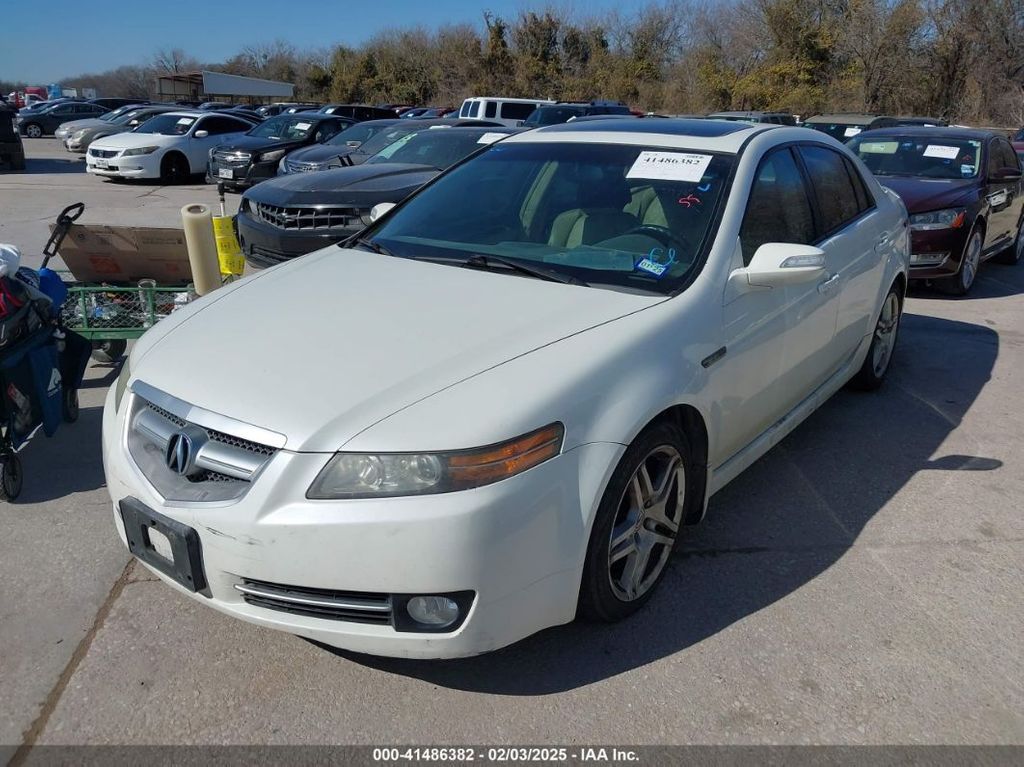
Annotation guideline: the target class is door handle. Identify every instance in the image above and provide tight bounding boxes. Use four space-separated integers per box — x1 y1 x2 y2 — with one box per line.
817 273 840 294
874 236 888 253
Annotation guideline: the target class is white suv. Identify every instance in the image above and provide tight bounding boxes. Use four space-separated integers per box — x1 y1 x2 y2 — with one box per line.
457 96 555 127
102 118 909 658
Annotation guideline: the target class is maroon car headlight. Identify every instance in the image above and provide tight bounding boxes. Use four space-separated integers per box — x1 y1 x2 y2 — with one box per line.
910 208 966 231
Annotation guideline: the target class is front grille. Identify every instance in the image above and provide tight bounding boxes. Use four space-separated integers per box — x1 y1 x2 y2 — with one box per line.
285 159 322 173
89 148 118 158
127 384 282 503
252 201 362 232
235 579 393 625
213 149 252 165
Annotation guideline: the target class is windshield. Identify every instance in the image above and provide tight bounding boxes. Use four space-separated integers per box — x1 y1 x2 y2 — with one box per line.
523 106 586 127
101 105 137 122
848 135 982 179
808 123 870 141
350 125 420 158
134 114 196 135
248 115 316 140
1014 128 1024 142
326 122 386 147
113 108 152 125
367 142 734 294
366 130 492 169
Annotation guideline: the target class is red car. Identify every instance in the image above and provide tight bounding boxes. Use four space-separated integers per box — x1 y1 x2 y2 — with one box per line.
848 127 1024 295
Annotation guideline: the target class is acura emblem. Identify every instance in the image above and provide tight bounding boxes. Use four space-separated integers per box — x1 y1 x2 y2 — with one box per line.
165 426 207 478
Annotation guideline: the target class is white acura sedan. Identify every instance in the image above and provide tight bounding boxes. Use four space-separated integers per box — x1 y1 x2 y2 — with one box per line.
102 119 909 658
86 111 255 182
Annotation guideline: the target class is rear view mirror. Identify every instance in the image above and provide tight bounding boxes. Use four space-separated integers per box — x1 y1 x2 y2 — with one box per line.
193 129 209 138
736 243 826 289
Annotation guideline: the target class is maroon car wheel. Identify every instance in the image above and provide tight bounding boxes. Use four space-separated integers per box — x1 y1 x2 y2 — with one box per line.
944 228 983 296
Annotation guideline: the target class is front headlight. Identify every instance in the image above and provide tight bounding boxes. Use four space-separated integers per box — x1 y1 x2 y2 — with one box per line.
910 208 966 231
258 149 286 163
113 356 131 412
122 146 159 156
71 130 86 140
307 423 564 499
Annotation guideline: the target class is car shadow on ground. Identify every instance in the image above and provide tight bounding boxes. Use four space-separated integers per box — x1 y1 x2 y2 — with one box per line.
909 261 1024 300
22 156 86 174
328 312 1000 694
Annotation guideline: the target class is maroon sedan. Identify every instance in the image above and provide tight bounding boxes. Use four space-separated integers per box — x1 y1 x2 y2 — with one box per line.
847 128 1023 294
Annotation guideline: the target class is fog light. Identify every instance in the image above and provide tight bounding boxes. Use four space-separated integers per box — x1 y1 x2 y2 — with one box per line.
406 596 459 627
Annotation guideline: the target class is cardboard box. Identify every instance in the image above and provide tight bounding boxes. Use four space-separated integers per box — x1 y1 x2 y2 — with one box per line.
51 223 193 285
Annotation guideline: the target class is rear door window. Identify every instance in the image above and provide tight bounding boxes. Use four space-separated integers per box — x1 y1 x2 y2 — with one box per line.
500 103 537 121
484 102 497 118
797 145 863 237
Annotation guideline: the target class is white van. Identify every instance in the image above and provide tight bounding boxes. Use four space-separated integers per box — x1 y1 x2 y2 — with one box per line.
457 97 555 127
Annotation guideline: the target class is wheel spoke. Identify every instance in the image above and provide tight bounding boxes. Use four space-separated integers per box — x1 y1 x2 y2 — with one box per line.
640 526 675 548
618 542 652 598
609 524 637 563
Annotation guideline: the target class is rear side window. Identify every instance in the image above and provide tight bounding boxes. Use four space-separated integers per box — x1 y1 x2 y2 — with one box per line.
500 103 537 121
739 148 816 265
484 102 497 118
842 156 874 213
798 145 862 236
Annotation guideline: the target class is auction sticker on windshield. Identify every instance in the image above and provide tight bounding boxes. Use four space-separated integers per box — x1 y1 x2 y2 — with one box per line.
295 122 311 130
627 151 712 182
477 132 507 144
923 145 960 159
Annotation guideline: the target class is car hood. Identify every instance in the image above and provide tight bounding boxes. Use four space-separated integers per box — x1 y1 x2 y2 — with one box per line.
284 142 360 166
878 176 977 214
131 247 661 452
216 134 303 154
60 118 108 132
245 163 438 206
92 131 177 150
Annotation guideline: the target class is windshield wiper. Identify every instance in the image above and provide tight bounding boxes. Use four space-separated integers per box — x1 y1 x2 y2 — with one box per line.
352 237 394 256
461 254 587 286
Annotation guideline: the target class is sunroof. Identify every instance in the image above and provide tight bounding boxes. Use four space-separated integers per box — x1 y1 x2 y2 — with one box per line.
542 118 755 138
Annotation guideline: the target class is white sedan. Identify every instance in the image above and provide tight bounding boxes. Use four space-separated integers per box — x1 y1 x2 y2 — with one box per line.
86 111 255 182
101 119 909 658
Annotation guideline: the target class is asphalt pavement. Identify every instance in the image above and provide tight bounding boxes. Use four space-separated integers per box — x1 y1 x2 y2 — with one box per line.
1 139 1021 753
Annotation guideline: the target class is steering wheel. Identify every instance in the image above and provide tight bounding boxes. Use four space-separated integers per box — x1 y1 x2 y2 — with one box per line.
623 224 689 253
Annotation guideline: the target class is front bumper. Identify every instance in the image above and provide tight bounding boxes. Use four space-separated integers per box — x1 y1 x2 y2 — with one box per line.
207 158 278 190
907 224 970 280
86 152 161 179
235 208 354 267
102 385 618 658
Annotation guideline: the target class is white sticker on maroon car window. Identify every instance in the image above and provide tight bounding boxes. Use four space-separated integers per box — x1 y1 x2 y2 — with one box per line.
923 145 960 159
626 151 712 182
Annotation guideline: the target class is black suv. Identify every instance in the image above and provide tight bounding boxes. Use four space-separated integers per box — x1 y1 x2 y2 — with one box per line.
522 100 631 127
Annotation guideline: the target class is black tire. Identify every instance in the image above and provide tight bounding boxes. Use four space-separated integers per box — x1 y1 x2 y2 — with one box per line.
995 221 1023 265
160 153 190 184
24 123 43 139
91 339 127 364
941 226 983 296
850 283 903 391
0 453 24 501
578 419 694 623
63 387 79 423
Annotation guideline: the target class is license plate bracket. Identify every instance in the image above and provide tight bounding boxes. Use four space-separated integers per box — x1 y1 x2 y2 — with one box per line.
94 159 109 169
119 498 208 593
218 167 234 179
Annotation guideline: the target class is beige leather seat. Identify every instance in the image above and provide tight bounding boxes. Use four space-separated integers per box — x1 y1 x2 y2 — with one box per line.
548 175 639 248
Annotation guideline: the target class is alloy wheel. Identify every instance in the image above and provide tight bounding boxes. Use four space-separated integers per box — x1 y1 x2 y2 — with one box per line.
872 292 900 377
25 124 42 138
960 231 982 292
607 445 685 601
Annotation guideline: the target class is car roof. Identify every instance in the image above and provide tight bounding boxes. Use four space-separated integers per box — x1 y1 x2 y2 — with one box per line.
708 111 788 118
850 126 1000 141
803 114 893 125
503 117 770 153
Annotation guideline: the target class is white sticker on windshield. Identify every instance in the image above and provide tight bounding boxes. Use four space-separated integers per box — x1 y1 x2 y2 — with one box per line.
626 151 712 182
176 117 194 126
477 132 507 144
843 127 862 137
295 122 311 130
923 144 960 159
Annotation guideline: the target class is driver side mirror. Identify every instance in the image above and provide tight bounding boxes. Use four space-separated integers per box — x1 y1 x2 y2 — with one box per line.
730 243 826 291
193 129 209 138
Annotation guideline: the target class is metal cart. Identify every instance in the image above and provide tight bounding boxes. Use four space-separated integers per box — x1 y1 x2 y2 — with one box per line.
42 203 195 363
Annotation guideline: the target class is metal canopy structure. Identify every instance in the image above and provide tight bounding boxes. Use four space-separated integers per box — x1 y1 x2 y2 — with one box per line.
155 71 294 103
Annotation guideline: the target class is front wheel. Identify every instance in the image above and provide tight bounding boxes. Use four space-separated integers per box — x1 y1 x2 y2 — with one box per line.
24 123 43 139
91 339 127 364
850 285 902 391
160 153 190 184
578 420 692 622
0 452 24 501
995 222 1023 265
943 227 983 296
63 387 79 423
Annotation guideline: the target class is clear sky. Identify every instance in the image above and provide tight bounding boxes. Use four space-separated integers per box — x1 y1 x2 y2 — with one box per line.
1 0 627 84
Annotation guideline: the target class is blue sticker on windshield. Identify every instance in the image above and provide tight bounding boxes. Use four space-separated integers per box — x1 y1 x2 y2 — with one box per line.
635 247 677 279
961 164 974 176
